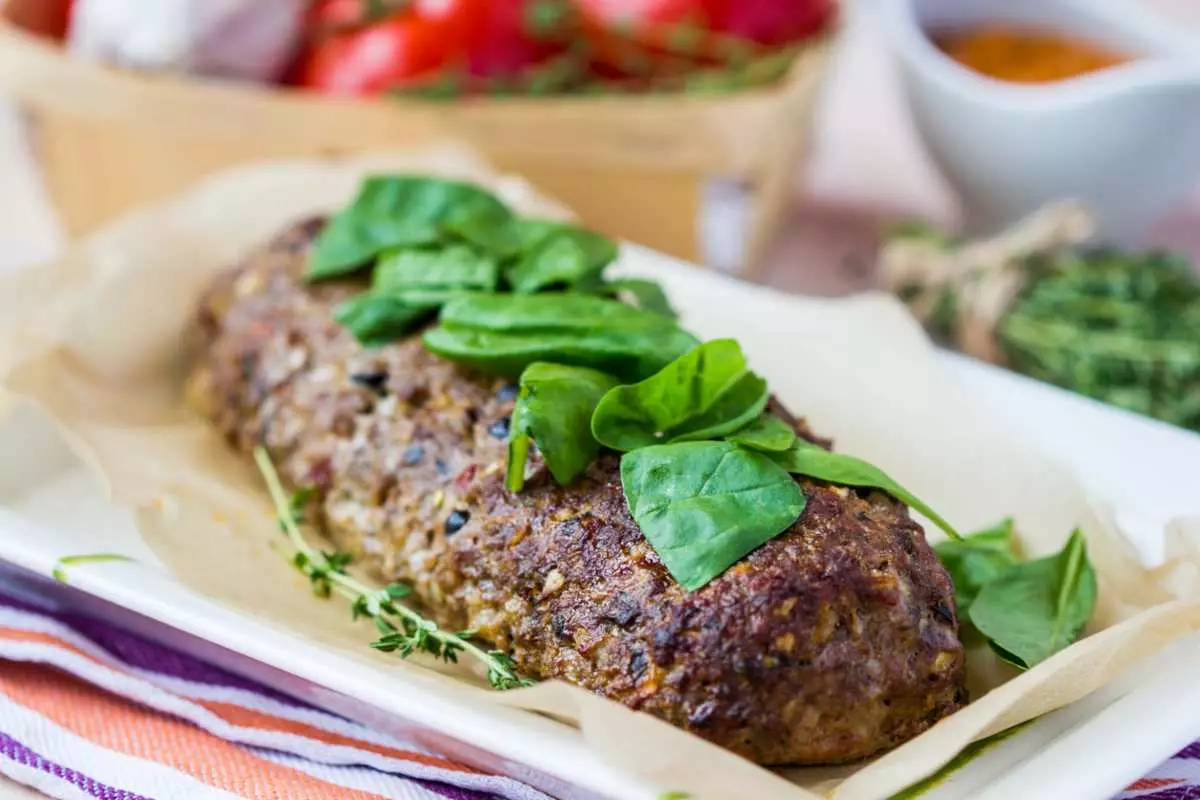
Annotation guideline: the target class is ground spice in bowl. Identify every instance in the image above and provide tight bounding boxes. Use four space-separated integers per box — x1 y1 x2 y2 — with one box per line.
936 26 1131 83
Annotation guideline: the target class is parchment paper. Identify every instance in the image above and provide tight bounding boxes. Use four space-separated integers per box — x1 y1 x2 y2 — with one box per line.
2 145 1200 800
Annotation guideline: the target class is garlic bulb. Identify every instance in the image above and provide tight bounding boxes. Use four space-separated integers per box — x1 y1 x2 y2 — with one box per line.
67 0 307 82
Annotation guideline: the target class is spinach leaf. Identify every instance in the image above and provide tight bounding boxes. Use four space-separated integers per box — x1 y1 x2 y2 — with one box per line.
427 293 698 379
770 439 961 540
507 434 531 494
621 441 806 591
934 518 1020 622
374 246 500 293
506 220 619 293
596 278 677 318
439 293 681 334
308 176 512 280
968 528 1096 669
444 208 520 256
511 218 564 250
379 287 483 306
591 339 769 452
422 325 697 381
335 293 441 347
506 363 619 491
724 415 797 452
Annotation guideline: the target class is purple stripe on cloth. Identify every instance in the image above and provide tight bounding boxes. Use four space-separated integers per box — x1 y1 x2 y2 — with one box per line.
245 746 501 800
1127 787 1200 800
414 777 500 800
0 591 71 620
0 730 151 800
0 591 307 707
61 614 306 704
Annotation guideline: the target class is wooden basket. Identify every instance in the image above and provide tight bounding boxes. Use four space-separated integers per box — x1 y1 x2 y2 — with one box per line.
0 0 834 268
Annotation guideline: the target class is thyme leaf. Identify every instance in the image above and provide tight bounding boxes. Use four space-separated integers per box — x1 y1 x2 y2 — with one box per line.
253 446 533 690
51 553 134 584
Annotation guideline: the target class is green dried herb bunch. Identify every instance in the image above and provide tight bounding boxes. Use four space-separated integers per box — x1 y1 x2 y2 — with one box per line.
999 248 1200 431
886 218 1200 433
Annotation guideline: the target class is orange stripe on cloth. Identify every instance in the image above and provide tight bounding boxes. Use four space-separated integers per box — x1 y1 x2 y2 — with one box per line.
0 624 477 775
0 627 114 669
194 699 479 774
0 662 387 800
1124 777 1186 791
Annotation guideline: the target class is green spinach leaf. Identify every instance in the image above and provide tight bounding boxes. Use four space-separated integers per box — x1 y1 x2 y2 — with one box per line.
621 441 806 591
308 176 512 280
510 218 565 250
934 518 1020 622
374 246 500 293
382 287 483 306
591 339 769 452
422 325 697 381
724 415 797 452
968 528 1096 669
443 208 520 256
439 293 680 334
506 363 619 491
597 278 677 318
770 439 961 540
335 293 441 347
427 294 698 379
506 219 618 293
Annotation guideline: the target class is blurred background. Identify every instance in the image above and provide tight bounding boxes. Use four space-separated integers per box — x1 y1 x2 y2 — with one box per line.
0 0 1198 434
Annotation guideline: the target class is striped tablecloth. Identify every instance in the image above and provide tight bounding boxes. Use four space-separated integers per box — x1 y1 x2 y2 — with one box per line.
0 586 1197 799
0 588 548 800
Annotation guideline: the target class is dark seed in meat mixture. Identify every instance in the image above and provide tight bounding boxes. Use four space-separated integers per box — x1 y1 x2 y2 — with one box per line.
185 219 967 766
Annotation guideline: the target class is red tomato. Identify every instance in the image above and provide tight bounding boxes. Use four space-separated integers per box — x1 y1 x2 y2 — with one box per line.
576 0 833 78
57 0 76 39
574 0 717 76
297 0 570 96
574 0 701 28
414 0 485 43
298 13 447 96
10 0 74 40
443 0 567 79
706 0 834 46
305 0 416 39
308 0 365 28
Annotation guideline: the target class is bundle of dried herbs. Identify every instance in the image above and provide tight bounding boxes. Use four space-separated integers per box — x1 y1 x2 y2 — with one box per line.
884 206 1200 433
1001 248 1200 430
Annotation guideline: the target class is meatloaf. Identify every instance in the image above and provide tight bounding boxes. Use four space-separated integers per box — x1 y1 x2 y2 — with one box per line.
185 218 967 766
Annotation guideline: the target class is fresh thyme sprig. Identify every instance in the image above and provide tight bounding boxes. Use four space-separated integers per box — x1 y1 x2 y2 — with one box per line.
252 447 532 690
51 553 135 584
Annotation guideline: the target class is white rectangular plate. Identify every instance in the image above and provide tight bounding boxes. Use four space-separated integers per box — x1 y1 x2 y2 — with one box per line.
1 347 1199 800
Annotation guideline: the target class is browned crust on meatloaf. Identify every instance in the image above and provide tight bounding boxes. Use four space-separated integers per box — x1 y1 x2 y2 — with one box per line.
185 218 966 765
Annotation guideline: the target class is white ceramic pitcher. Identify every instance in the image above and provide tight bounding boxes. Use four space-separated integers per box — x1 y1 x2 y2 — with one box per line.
872 0 1200 242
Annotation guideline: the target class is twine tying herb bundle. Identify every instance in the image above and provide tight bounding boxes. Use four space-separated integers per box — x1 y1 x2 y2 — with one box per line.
882 203 1200 433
